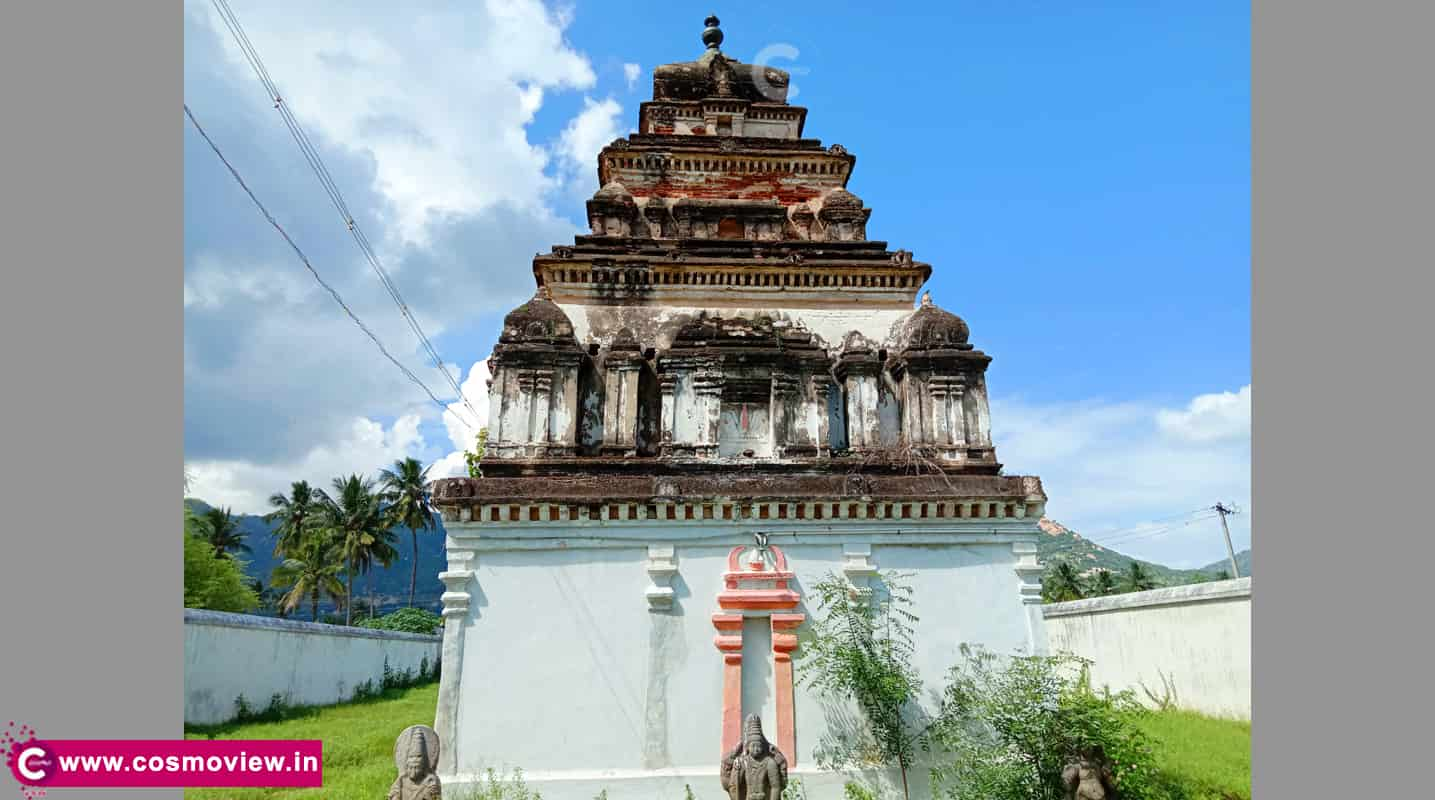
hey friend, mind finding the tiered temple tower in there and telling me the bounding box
[430,18,1048,800]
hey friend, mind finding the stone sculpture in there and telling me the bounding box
[388,725,441,800]
[720,714,788,800]
[1061,745,1116,800]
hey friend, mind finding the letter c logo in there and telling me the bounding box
[17,746,50,781]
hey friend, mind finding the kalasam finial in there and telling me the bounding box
[703,15,724,50]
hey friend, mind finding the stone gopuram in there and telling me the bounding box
[429,17,1048,800]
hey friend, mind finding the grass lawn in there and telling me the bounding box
[1137,709,1252,800]
[184,685,1250,800]
[184,682,442,800]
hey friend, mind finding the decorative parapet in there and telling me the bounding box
[645,544,680,610]
[430,472,1049,528]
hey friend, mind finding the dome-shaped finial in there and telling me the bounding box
[702,15,723,50]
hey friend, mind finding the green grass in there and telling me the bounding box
[1136,709,1252,800]
[184,682,441,800]
[183,684,1250,800]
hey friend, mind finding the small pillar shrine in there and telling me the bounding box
[430,17,1049,800]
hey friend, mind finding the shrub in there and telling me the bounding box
[844,781,879,800]
[459,767,541,800]
[357,607,443,635]
[930,645,1160,800]
[183,525,259,613]
[796,571,926,800]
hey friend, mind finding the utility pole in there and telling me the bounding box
[1214,503,1241,578]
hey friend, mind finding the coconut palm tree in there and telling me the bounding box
[271,534,347,622]
[193,506,249,560]
[1042,561,1086,603]
[265,480,320,558]
[315,474,394,625]
[1091,569,1117,596]
[379,457,438,608]
[1124,561,1158,593]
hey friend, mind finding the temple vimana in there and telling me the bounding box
[430,17,1048,800]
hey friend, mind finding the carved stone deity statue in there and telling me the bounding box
[388,725,442,800]
[720,714,788,800]
[1061,745,1116,800]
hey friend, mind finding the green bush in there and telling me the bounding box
[356,607,443,635]
[930,645,1160,800]
[457,768,542,800]
[183,525,259,613]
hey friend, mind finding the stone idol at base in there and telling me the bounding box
[389,725,441,800]
[721,715,787,800]
[1062,745,1116,800]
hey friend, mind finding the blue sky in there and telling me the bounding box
[183,1,1249,569]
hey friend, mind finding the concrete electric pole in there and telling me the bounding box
[1214,502,1242,578]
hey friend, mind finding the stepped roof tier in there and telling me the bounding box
[432,16,1045,520]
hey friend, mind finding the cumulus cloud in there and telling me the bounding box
[555,96,624,198]
[184,0,608,507]
[188,415,428,513]
[993,384,1252,569]
[1156,384,1251,443]
[623,63,641,91]
[442,359,493,453]
[191,0,598,244]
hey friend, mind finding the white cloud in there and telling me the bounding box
[184,0,603,482]
[623,62,641,91]
[442,359,493,453]
[555,96,624,198]
[994,384,1252,569]
[188,415,427,513]
[1156,384,1251,443]
[190,0,598,245]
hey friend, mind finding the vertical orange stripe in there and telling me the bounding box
[722,653,743,754]
[774,651,797,766]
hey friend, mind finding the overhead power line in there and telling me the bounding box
[1079,507,1215,547]
[1090,511,1220,549]
[207,0,484,430]
[183,103,472,432]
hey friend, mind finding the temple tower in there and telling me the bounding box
[430,18,1048,800]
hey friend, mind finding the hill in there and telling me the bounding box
[184,499,448,616]
[1036,518,1231,586]
[1201,548,1252,578]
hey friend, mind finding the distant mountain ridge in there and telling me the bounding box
[1201,548,1252,577]
[1036,518,1239,585]
[184,498,448,615]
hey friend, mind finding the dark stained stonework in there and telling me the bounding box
[438,17,1044,515]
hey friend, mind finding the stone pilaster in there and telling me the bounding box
[435,545,475,777]
[1013,541,1048,655]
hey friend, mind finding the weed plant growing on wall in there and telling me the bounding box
[796,570,927,800]
[929,645,1160,800]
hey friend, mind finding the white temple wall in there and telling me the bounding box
[439,523,1042,800]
